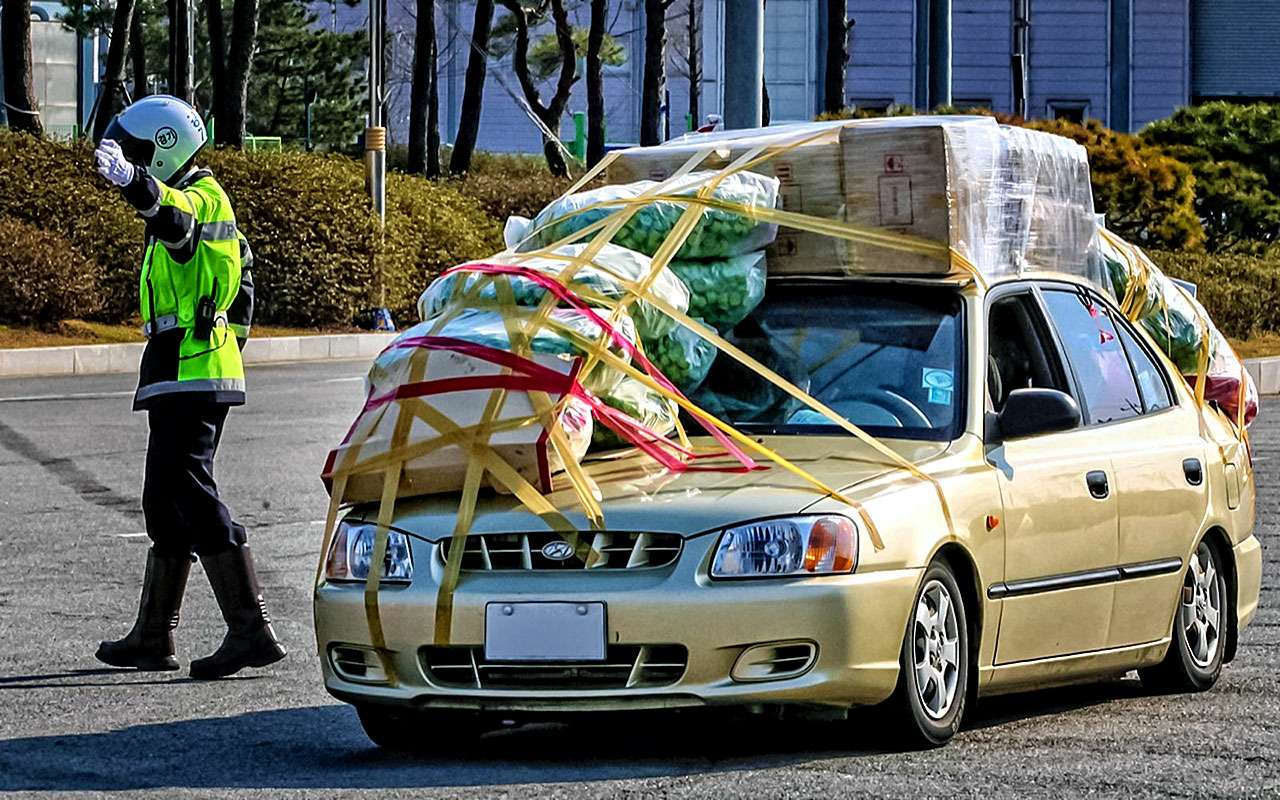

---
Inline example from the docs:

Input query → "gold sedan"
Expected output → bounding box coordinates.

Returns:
[313,275,1261,747]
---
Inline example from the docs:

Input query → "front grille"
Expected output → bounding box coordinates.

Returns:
[440,531,682,571]
[420,645,688,690]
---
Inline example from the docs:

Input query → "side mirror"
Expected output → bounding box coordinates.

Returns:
[994,388,1081,441]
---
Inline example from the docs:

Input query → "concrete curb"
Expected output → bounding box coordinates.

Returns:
[0,333,397,379]
[1244,356,1280,396]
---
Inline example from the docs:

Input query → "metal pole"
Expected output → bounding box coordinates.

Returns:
[722,0,763,129]
[367,0,392,328]
[927,0,951,109]
[1011,0,1029,119]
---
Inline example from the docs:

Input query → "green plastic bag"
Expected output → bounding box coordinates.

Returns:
[524,171,780,260]
[410,308,636,394]
[646,319,717,392]
[590,377,678,451]
[418,244,689,342]
[1102,253,1202,373]
[669,252,767,332]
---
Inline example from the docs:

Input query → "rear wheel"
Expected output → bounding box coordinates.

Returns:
[882,561,970,747]
[355,703,489,752]
[1141,539,1227,692]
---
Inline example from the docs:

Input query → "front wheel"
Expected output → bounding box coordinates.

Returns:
[1140,539,1227,692]
[881,561,970,747]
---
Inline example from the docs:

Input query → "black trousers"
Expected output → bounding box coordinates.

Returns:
[142,398,247,558]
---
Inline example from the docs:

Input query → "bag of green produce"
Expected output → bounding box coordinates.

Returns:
[1097,239,1203,373]
[590,377,678,451]
[523,171,780,260]
[409,308,636,394]
[418,244,690,342]
[646,318,717,392]
[669,252,767,332]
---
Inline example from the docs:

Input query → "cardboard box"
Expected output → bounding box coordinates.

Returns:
[324,348,591,504]
[606,117,1095,278]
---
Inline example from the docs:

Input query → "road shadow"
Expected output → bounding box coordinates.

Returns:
[0,678,1155,793]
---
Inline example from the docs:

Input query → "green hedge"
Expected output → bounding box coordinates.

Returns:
[1148,248,1280,339]
[0,217,102,326]
[0,130,502,328]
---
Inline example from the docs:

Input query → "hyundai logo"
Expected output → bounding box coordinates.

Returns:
[540,540,575,561]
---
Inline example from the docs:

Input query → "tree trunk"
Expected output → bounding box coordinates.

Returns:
[90,0,133,139]
[426,2,440,177]
[408,0,440,176]
[169,0,194,102]
[447,0,492,174]
[822,0,849,114]
[206,0,227,121]
[500,0,576,177]
[686,0,699,127]
[131,1,148,98]
[219,0,259,146]
[639,0,667,145]
[585,0,606,166]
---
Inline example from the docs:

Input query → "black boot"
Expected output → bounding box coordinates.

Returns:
[189,545,287,680]
[96,548,192,671]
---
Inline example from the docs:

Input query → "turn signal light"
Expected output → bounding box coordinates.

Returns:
[803,516,856,573]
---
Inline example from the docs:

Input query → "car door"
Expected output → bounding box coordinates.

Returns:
[986,287,1122,664]
[1086,295,1209,648]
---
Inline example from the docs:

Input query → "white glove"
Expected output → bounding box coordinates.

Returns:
[95,139,136,187]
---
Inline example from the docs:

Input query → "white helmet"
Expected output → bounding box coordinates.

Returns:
[103,95,207,183]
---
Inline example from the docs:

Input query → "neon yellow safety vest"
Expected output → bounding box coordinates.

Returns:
[134,171,247,408]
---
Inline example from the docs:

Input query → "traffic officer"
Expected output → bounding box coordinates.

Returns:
[92,95,285,679]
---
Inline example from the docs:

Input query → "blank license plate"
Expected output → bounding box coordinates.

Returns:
[484,602,606,662]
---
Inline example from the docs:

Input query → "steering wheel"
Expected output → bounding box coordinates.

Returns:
[839,389,933,428]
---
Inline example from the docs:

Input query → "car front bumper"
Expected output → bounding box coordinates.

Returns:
[313,535,921,713]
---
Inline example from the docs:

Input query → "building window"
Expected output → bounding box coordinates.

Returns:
[953,98,994,112]
[1047,100,1090,123]
[847,98,895,114]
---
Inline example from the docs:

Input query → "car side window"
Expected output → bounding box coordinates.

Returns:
[1041,289,1143,425]
[987,293,1069,412]
[1110,308,1173,413]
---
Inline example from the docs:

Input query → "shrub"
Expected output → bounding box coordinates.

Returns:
[0,131,503,328]
[0,132,142,321]
[0,218,102,326]
[1143,103,1280,250]
[203,147,503,327]
[1148,248,1280,339]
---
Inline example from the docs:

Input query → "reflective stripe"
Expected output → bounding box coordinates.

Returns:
[139,177,161,218]
[229,323,251,339]
[200,220,238,241]
[142,314,180,337]
[135,377,246,403]
[142,312,227,338]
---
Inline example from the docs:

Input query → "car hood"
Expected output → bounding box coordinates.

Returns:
[358,435,953,540]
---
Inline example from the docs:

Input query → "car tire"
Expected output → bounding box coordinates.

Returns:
[1140,538,1227,692]
[355,703,487,752]
[882,561,970,748]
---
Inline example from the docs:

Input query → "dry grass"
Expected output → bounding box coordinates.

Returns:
[0,320,360,349]
[1229,334,1280,360]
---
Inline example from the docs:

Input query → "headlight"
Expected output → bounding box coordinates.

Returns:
[710,515,857,579]
[325,521,414,583]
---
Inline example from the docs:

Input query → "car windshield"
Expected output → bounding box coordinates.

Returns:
[689,280,964,441]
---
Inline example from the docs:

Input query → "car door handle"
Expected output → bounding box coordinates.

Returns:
[1183,458,1203,486]
[1085,470,1109,499]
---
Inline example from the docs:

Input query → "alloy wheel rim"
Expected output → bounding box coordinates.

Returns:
[913,579,961,720]
[1181,542,1222,669]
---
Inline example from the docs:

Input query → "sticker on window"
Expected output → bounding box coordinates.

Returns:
[922,368,954,406]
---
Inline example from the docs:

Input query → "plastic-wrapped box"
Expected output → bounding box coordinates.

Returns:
[323,344,594,503]
[607,116,1096,279]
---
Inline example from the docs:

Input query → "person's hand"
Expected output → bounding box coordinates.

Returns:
[95,139,135,186]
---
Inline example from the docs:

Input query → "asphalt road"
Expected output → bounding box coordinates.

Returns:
[0,360,1275,799]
